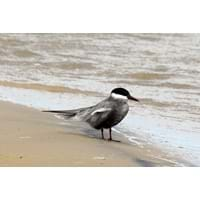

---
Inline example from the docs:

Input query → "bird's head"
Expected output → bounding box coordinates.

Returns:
[110,88,139,102]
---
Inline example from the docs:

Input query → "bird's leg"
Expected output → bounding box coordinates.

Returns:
[101,128,104,139]
[108,128,120,142]
[109,128,112,140]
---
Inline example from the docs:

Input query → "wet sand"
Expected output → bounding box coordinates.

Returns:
[0,101,182,166]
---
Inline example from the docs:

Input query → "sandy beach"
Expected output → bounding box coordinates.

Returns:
[0,34,199,166]
[0,100,185,166]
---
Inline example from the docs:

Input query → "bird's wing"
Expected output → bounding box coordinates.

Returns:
[85,106,114,129]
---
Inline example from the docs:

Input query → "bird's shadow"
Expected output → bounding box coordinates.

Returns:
[134,158,156,167]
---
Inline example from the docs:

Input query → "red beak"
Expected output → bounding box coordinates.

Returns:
[128,95,139,102]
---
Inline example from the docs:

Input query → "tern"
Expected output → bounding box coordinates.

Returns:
[43,88,139,141]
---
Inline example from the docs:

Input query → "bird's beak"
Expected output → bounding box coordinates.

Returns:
[128,95,139,102]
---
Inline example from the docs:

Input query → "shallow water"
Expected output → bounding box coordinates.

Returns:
[0,33,199,166]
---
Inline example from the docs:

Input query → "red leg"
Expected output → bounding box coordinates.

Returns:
[101,128,104,139]
[109,128,112,140]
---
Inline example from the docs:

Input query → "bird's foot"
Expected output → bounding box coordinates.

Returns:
[107,138,121,142]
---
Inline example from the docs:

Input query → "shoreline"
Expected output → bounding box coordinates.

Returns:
[0,100,190,166]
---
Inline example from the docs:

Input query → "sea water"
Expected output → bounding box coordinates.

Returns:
[0,33,199,166]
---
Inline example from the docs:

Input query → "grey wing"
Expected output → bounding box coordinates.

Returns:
[84,107,113,129]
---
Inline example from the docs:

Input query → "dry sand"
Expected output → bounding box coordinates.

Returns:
[0,101,181,166]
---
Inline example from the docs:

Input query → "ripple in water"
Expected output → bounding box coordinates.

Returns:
[0,33,199,166]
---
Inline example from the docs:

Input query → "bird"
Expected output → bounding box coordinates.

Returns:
[43,88,139,141]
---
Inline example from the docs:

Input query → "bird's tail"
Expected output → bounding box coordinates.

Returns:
[42,109,77,118]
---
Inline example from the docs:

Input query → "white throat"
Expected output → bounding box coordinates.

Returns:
[111,93,128,100]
